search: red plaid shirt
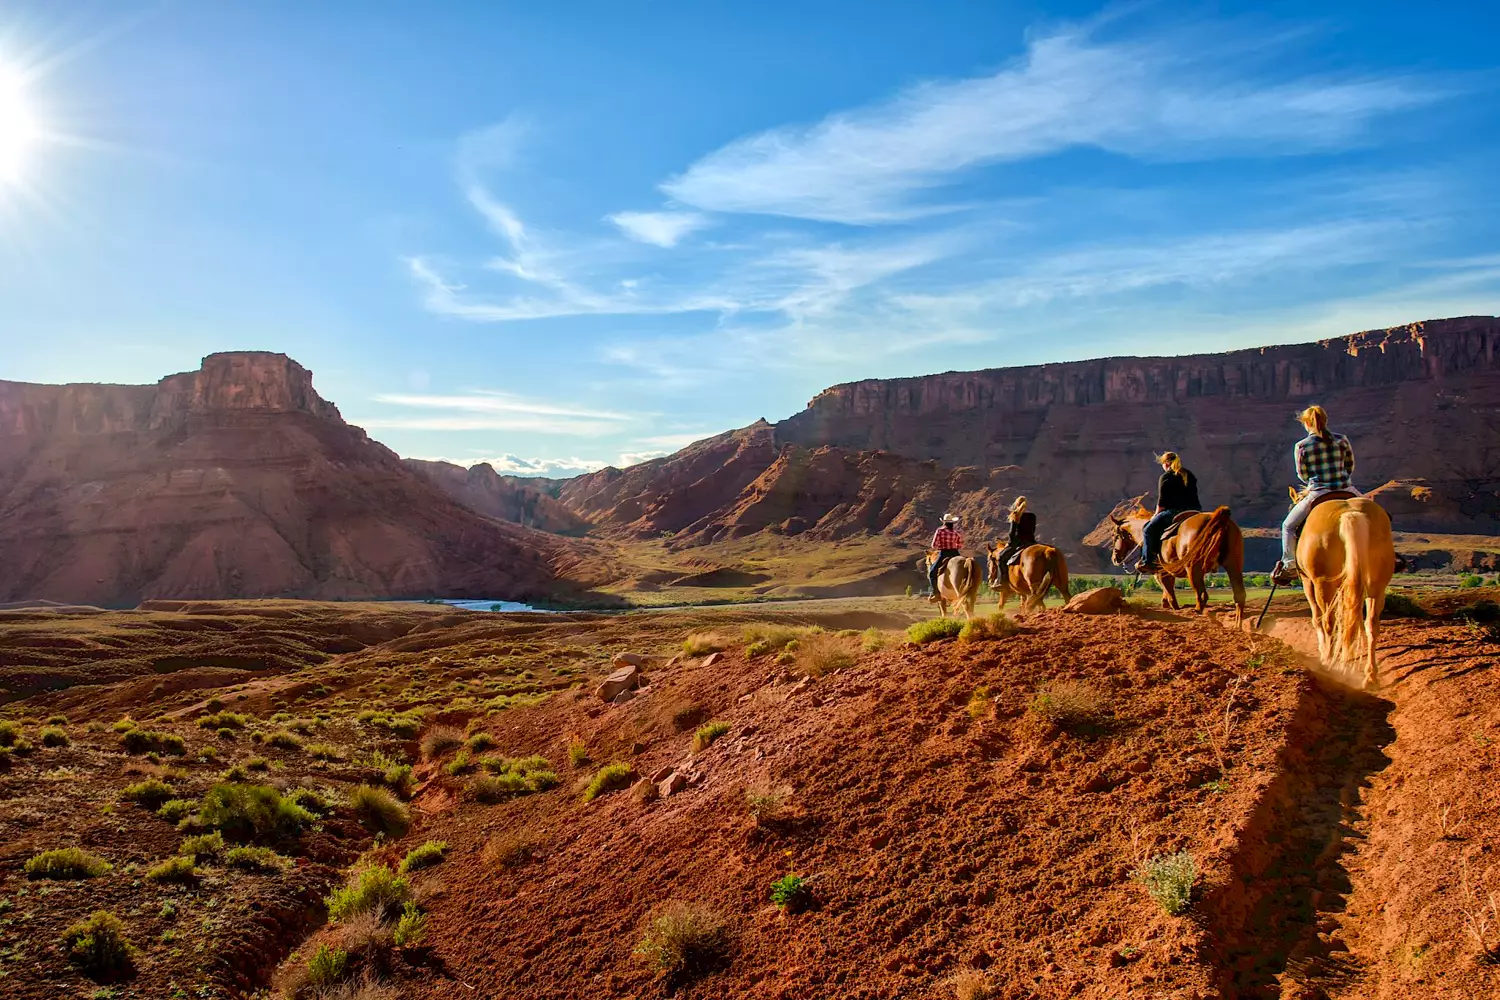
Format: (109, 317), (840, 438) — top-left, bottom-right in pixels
(931, 527), (963, 550)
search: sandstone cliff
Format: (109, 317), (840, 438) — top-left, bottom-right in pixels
(403, 459), (591, 537)
(0, 353), (579, 606)
(559, 317), (1500, 569)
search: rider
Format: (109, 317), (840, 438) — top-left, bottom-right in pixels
(993, 496), (1037, 572)
(1137, 451), (1201, 574)
(928, 513), (963, 602)
(1271, 405), (1357, 586)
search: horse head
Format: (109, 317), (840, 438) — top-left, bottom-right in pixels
(1108, 513), (1138, 566)
(984, 541), (1000, 586)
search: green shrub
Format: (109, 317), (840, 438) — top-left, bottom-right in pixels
(860, 628), (888, 653)
(473, 772), (526, 802)
(110, 717), (137, 734)
(473, 755), (557, 801)
(178, 831), (225, 860)
(1381, 592), (1427, 618)
(682, 632), (728, 656)
(325, 864), (410, 923)
(1459, 573), (1484, 589)
(61, 911), (134, 979)
(305, 944), (348, 989)
(393, 901), (428, 948)
(122, 778), (176, 810)
(197, 783), (314, 841)
(120, 729), (185, 756)
(770, 873), (811, 912)
(0, 720), (21, 747)
(906, 618), (965, 644)
(197, 711), (250, 730)
(224, 846), (290, 872)
(692, 721), (730, 752)
(1133, 851), (1197, 915)
(145, 855), (199, 884)
(284, 786), (336, 816)
(304, 742), (344, 761)
(348, 783), (410, 837)
(382, 762), (415, 797)
(444, 749), (474, 776)
(742, 625), (801, 658)
(633, 901), (728, 977)
(1029, 681), (1109, 729)
(959, 613), (1018, 643)
(156, 799), (197, 824)
(267, 730), (302, 751)
(39, 725), (69, 747)
(583, 762), (635, 802)
(465, 731), (497, 752)
(398, 840), (449, 874)
(25, 847), (112, 880)
(243, 756), (271, 772)
(421, 725), (465, 760)
(567, 740), (590, 767)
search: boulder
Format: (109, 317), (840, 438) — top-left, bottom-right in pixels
(649, 765), (673, 783)
(595, 664), (642, 702)
(701, 652), (722, 667)
(612, 652), (654, 669)
(1062, 586), (1126, 615)
(659, 772), (688, 797)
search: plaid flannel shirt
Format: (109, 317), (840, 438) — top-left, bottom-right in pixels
(1295, 433), (1355, 491)
(931, 527), (963, 550)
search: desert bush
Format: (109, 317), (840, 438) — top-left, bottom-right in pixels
(122, 777), (176, 810)
(326, 864), (410, 923)
(386, 712), (424, 738)
(285, 786), (337, 816)
(305, 742), (345, 761)
(179, 831), (225, 860)
(156, 798), (197, 823)
(305, 943), (350, 990)
(860, 628), (888, 653)
(348, 784), (410, 837)
(769, 873), (811, 912)
(225, 845), (290, 872)
(483, 830), (541, 869)
(797, 633), (856, 677)
(567, 739), (591, 766)
(953, 967), (996, 1000)
(382, 762), (414, 797)
(1460, 573), (1484, 589)
(742, 625), (801, 658)
(120, 729), (185, 756)
(444, 749), (474, 776)
(197, 782), (314, 841)
(465, 731), (497, 752)
(110, 717), (137, 734)
(26, 847), (112, 880)
(906, 618), (965, 644)
(420, 726), (464, 761)
(398, 840), (448, 874)
(682, 632), (727, 656)
(692, 721), (731, 753)
(966, 685), (993, 721)
(60, 911), (134, 979)
(1382, 592), (1427, 618)
(633, 901), (729, 977)
(267, 731), (303, 751)
(473, 755), (557, 801)
(146, 855), (199, 884)
(244, 756), (271, 772)
(583, 762), (636, 802)
(0, 719), (21, 747)
(745, 784), (790, 824)
(1455, 599), (1500, 624)
(1029, 681), (1108, 729)
(959, 614), (1018, 643)
(392, 901), (427, 949)
(197, 711), (250, 730)
(39, 725), (69, 747)
(1133, 851), (1197, 915)
(668, 703), (708, 733)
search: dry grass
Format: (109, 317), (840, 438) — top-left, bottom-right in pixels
(1133, 851), (1197, 916)
(682, 632), (729, 656)
(483, 830), (541, 869)
(745, 783), (791, 824)
(953, 967), (996, 1000)
(633, 901), (729, 978)
(1029, 681), (1109, 729)
(796, 632), (857, 677)
(420, 725), (464, 761)
(348, 784), (411, 837)
(959, 613), (1018, 643)
(965, 685), (993, 721)
(692, 721), (731, 753)
(583, 763), (636, 802)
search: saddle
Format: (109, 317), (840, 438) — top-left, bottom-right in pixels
(1304, 489), (1358, 511)
(1157, 510), (1200, 547)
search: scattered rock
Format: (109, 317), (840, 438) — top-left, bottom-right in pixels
(659, 772), (688, 797)
(1062, 587), (1126, 615)
(650, 765), (672, 783)
(612, 652), (654, 669)
(595, 664), (642, 702)
(701, 652), (722, 667)
(610, 689), (637, 706)
(630, 741), (646, 754)
(631, 778), (659, 803)
(664, 653), (683, 667)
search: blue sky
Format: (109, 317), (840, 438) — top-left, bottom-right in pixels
(2, 1), (1497, 476)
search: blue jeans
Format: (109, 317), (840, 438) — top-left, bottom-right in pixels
(1282, 487), (1361, 563)
(1141, 510), (1188, 564)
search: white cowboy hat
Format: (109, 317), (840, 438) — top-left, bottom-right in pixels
(942, 513), (958, 523)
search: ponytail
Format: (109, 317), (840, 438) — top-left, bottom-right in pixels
(1009, 496), (1028, 522)
(1156, 451), (1188, 485)
(1299, 405), (1331, 440)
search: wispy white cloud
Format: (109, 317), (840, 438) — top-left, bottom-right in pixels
(411, 454), (611, 476)
(607, 210), (710, 247)
(662, 25), (1447, 223)
(356, 390), (636, 436)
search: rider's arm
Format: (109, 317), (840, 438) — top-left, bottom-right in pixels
(1153, 473), (1165, 514)
(1341, 437), (1355, 477)
(1294, 440), (1312, 485)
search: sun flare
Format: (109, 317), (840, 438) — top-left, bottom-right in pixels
(0, 63), (39, 185)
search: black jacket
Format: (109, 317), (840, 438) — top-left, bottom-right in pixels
(1157, 469), (1202, 512)
(1007, 511), (1037, 547)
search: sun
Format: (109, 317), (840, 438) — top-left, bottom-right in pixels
(0, 63), (40, 185)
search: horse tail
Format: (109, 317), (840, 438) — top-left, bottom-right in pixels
(1181, 505), (1232, 572)
(1336, 508), (1369, 666)
(1050, 547), (1070, 600)
(959, 557), (979, 598)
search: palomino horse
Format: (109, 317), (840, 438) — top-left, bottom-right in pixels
(919, 550), (981, 620)
(984, 542), (1070, 612)
(1293, 493), (1394, 687)
(1108, 505), (1248, 622)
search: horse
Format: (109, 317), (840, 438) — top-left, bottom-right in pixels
(918, 550), (981, 620)
(1107, 505), (1247, 622)
(984, 542), (1070, 613)
(1292, 493), (1394, 687)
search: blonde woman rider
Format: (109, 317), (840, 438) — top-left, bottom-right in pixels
(1137, 452), (1201, 574)
(1271, 405), (1357, 586)
(992, 496), (1037, 571)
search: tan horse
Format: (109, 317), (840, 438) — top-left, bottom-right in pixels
(1108, 505), (1248, 621)
(1294, 494), (1394, 687)
(919, 550), (981, 619)
(984, 542), (1070, 612)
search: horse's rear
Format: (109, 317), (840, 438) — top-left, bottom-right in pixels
(937, 556), (981, 620)
(1171, 506), (1247, 621)
(1004, 544), (1068, 612)
(1297, 498), (1394, 686)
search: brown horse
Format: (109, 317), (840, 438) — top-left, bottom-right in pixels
(1294, 495), (1394, 687)
(985, 542), (1070, 612)
(1108, 505), (1247, 621)
(919, 550), (981, 620)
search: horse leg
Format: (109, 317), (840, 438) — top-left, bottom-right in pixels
(1159, 573), (1179, 610)
(1314, 580), (1341, 665)
(1364, 595), (1383, 688)
(1188, 564), (1208, 614)
(1223, 536), (1247, 625)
